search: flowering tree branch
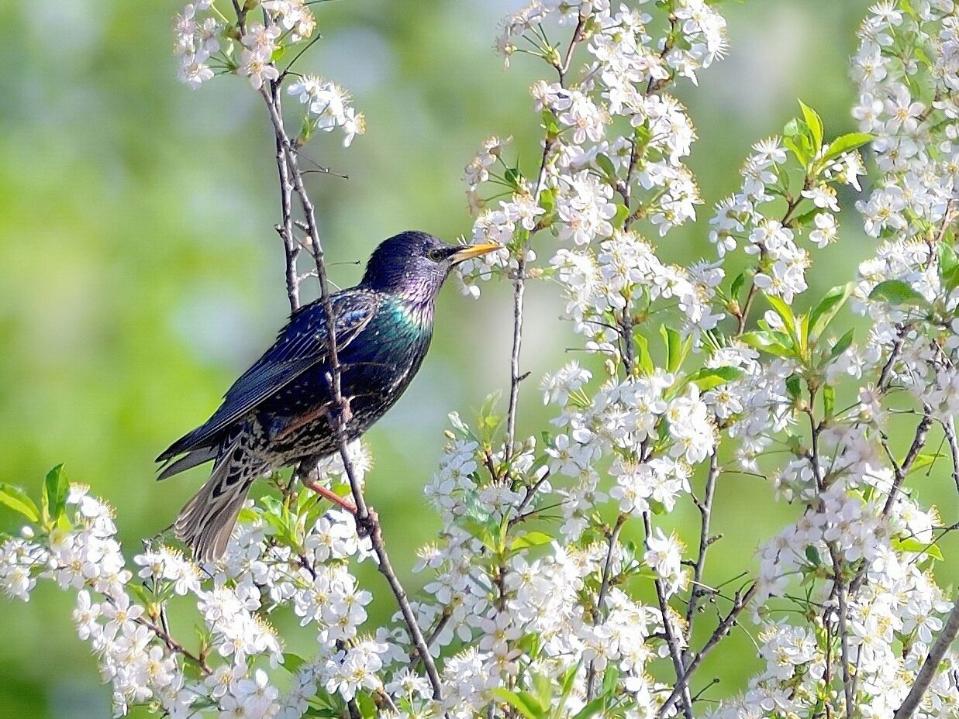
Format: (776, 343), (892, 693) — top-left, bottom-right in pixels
(895, 593), (959, 719)
(256, 28), (444, 706)
(4, 1), (959, 718)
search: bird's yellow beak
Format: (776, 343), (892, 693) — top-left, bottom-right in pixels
(449, 242), (503, 264)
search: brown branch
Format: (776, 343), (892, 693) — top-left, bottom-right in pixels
(944, 416), (959, 495)
(585, 513), (627, 700)
(644, 512), (694, 719)
(684, 453), (720, 647)
(877, 325), (907, 390)
(269, 81), (301, 312)
(881, 409), (932, 516)
(830, 550), (855, 719)
(258, 83), (443, 702)
(893, 593), (959, 719)
(656, 582), (758, 718)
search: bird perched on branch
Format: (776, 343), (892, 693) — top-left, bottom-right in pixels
(157, 231), (500, 561)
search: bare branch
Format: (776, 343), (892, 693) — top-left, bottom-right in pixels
(684, 452), (720, 640)
(585, 513), (626, 701)
(893, 593), (959, 719)
(644, 511), (694, 719)
(656, 583), (758, 718)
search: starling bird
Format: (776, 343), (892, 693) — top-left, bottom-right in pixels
(157, 231), (500, 561)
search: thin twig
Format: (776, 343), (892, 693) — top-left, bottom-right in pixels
(258, 83), (443, 701)
(269, 81), (301, 312)
(944, 416), (959, 494)
(893, 415), (959, 719)
(831, 551), (854, 719)
(644, 512), (694, 719)
(877, 325), (907, 390)
(656, 583), (758, 718)
(881, 409), (932, 516)
(893, 593), (959, 719)
(585, 513), (626, 700)
(684, 453), (720, 650)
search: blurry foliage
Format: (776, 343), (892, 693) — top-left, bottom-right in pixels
(7, 0), (941, 715)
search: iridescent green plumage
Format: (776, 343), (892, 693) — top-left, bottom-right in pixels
(157, 231), (500, 560)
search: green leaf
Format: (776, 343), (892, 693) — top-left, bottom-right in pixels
(538, 187), (556, 214)
(595, 153), (616, 180)
(0, 483), (40, 523)
(510, 531), (553, 551)
(808, 283), (851, 340)
(601, 665), (620, 696)
(660, 324), (683, 374)
(799, 100), (823, 153)
(783, 118), (813, 165)
(740, 330), (795, 359)
(283, 653), (307, 673)
(541, 109), (560, 139)
(783, 134), (809, 166)
(765, 293), (797, 336)
(894, 537), (944, 561)
(829, 329), (854, 361)
(940, 243), (959, 292)
(730, 272), (746, 300)
(44, 464), (68, 524)
(823, 383), (835, 418)
(869, 279), (928, 307)
(462, 518), (497, 552)
(491, 688), (543, 719)
(686, 366), (744, 391)
(805, 545), (821, 566)
(823, 132), (873, 162)
(634, 334), (654, 375)
(907, 452), (939, 475)
(612, 203), (629, 229)
(788, 207), (822, 229)
(940, 242), (958, 274)
(572, 697), (608, 719)
(785, 374), (802, 401)
(237, 507), (259, 523)
(559, 663), (579, 698)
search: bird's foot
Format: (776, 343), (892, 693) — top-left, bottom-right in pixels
(302, 476), (357, 514)
(355, 507), (379, 539)
(335, 396), (353, 426)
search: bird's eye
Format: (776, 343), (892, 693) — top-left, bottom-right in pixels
(427, 247), (447, 262)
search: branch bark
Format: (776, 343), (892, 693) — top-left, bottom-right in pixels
(893, 594), (959, 719)
(644, 512), (694, 719)
(656, 583), (757, 718)
(259, 80), (443, 702)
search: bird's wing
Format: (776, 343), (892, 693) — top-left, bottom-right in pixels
(157, 291), (377, 462)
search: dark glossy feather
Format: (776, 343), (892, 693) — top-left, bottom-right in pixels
(158, 230), (493, 561)
(157, 290), (377, 462)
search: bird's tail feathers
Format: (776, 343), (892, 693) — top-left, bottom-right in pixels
(157, 446), (217, 481)
(175, 446), (267, 562)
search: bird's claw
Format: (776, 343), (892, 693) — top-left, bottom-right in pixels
(355, 508), (378, 539)
(336, 396), (353, 425)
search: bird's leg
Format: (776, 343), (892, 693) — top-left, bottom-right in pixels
(302, 475), (357, 514)
(354, 507), (379, 540)
(322, 371), (354, 427)
(336, 395), (353, 425)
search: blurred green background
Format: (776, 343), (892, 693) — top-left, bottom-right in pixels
(6, 0), (950, 716)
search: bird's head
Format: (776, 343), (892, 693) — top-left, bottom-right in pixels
(361, 231), (501, 301)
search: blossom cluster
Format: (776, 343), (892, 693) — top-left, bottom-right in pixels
(3, 1), (959, 718)
(174, 0), (363, 146)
